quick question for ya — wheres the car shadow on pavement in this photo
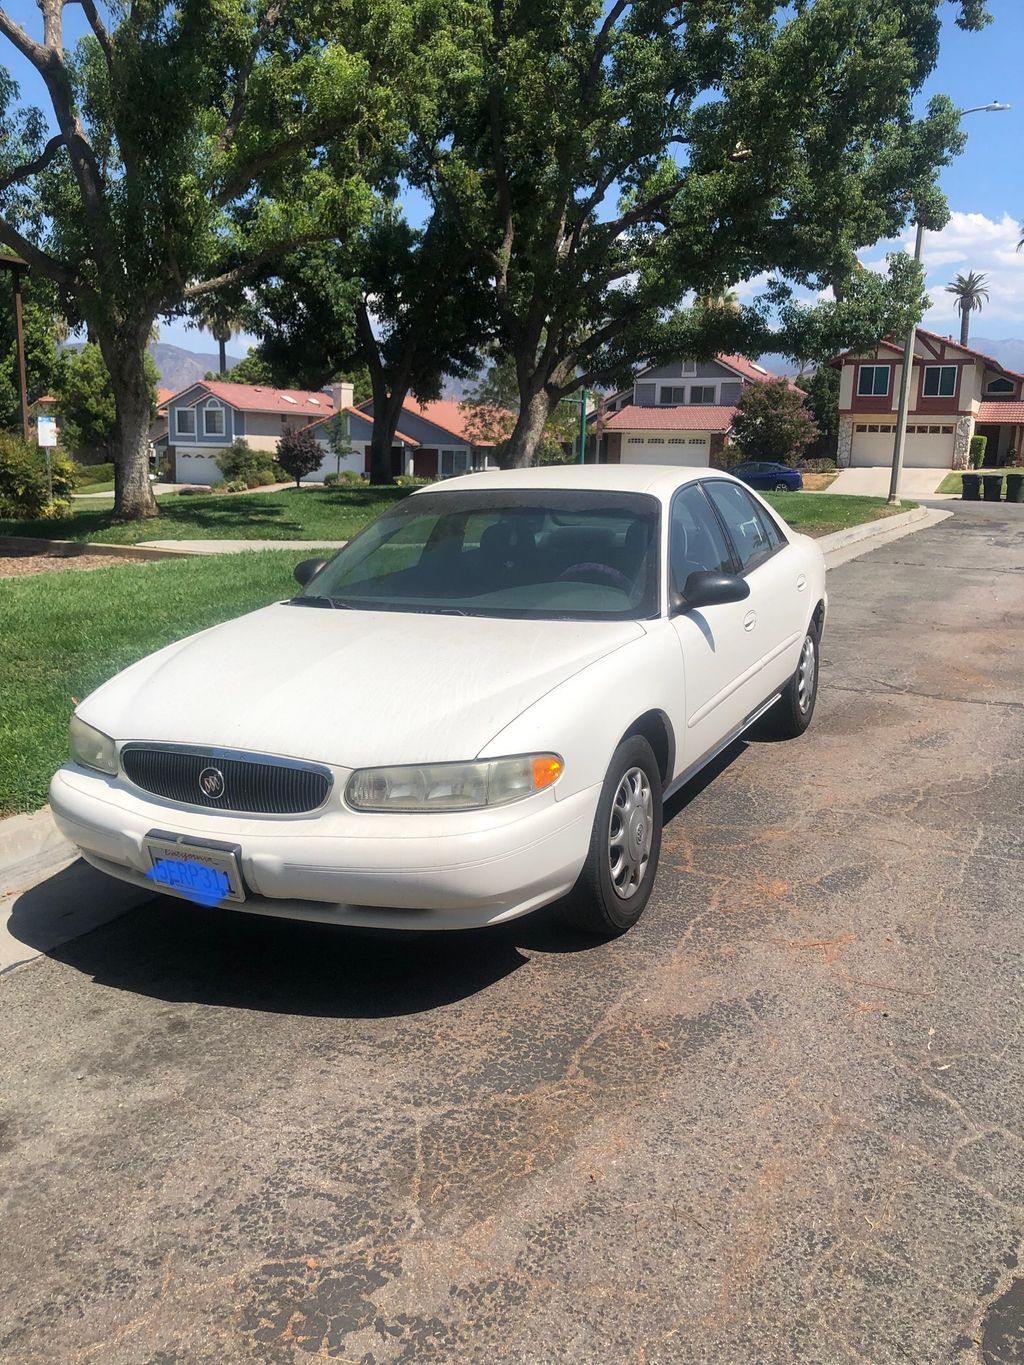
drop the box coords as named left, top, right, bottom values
left=7, top=864, right=602, bottom=1018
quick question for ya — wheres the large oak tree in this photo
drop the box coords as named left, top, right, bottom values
left=0, top=0, right=411, bottom=518
left=425, top=0, right=991, bottom=466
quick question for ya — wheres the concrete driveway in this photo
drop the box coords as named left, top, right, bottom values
left=2, top=502, right=1023, bottom=1363
left=829, top=465, right=950, bottom=497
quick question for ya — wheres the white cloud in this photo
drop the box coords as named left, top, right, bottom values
left=884, top=211, right=1024, bottom=332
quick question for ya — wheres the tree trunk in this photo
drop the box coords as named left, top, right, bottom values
left=106, top=337, right=158, bottom=520
left=502, top=387, right=553, bottom=468
left=219, top=336, right=227, bottom=375
left=960, top=308, right=971, bottom=347
left=368, top=390, right=407, bottom=485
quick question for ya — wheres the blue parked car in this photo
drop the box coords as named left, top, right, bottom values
left=729, top=461, right=804, bottom=492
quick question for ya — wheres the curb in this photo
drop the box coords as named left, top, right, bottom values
left=0, top=806, right=76, bottom=895
left=0, top=535, right=199, bottom=562
left=815, top=505, right=928, bottom=556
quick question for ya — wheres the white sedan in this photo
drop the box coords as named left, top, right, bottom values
left=50, top=466, right=826, bottom=936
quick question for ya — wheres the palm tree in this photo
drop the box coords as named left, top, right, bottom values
left=188, top=297, right=243, bottom=375
left=946, top=271, right=989, bottom=347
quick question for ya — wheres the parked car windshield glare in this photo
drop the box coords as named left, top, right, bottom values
left=297, top=489, right=662, bottom=620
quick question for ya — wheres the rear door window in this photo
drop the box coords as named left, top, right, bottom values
left=703, top=480, right=780, bottom=572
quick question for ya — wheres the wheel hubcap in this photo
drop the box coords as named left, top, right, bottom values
left=797, top=633, right=817, bottom=714
left=608, top=766, right=654, bottom=899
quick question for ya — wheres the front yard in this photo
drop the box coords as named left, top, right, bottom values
left=763, top=492, right=913, bottom=535
left=0, top=485, right=412, bottom=545
left=1, top=552, right=303, bottom=815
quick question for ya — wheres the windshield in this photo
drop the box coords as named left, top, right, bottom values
left=298, top=489, right=662, bottom=620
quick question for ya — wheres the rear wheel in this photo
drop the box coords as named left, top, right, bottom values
left=762, top=623, right=819, bottom=739
left=773, top=480, right=791, bottom=491
left=561, top=736, right=663, bottom=936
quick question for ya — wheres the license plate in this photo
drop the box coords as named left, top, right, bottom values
left=144, top=832, right=246, bottom=906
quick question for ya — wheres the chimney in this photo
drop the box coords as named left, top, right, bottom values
left=328, top=381, right=354, bottom=411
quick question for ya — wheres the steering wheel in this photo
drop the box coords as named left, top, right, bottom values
left=558, top=561, right=632, bottom=592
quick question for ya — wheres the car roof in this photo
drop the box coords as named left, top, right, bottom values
left=417, top=464, right=741, bottom=503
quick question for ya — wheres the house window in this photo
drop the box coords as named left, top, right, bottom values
left=203, top=404, right=225, bottom=436
left=690, top=385, right=716, bottom=405
left=681, top=361, right=697, bottom=377
left=660, top=386, right=687, bottom=404
left=942, top=426, right=954, bottom=434
left=986, top=377, right=1014, bottom=395
left=867, top=424, right=880, bottom=433
left=857, top=365, right=891, bottom=397
left=175, top=407, right=196, bottom=436
left=922, top=365, right=957, bottom=398
left=855, top=424, right=867, bottom=433
left=439, top=449, right=470, bottom=478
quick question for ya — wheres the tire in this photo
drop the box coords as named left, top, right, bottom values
left=774, top=481, right=791, bottom=492
left=762, top=621, right=820, bottom=739
left=561, top=736, right=663, bottom=936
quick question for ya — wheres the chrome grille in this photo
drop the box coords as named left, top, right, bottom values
left=121, top=745, right=331, bottom=815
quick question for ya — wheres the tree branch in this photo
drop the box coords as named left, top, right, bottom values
left=0, top=131, right=64, bottom=194
left=74, top=0, right=114, bottom=70
left=0, top=213, right=74, bottom=287
left=181, top=235, right=329, bottom=298
left=0, top=6, right=46, bottom=65
left=217, top=2, right=283, bottom=155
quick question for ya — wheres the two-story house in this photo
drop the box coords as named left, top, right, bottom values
left=592, top=355, right=800, bottom=466
left=160, top=380, right=353, bottom=483
left=832, top=330, right=1024, bottom=470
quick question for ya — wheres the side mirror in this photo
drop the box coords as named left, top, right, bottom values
left=294, top=558, right=328, bottom=587
left=677, top=571, right=750, bottom=611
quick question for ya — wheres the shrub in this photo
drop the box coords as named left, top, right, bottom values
left=394, top=474, right=434, bottom=487
left=731, top=379, right=819, bottom=465
left=323, top=469, right=366, bottom=487
left=799, top=457, right=837, bottom=473
left=970, top=434, right=988, bottom=469
left=0, top=435, right=77, bottom=519
left=276, top=428, right=324, bottom=486
left=215, top=438, right=280, bottom=489
left=74, top=460, right=115, bottom=486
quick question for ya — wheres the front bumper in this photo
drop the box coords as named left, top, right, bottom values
left=49, top=765, right=598, bottom=930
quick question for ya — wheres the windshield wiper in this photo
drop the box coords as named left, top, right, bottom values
left=288, top=596, right=339, bottom=609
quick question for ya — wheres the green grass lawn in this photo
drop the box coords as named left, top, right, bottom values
left=762, top=492, right=914, bottom=536
left=0, top=485, right=413, bottom=545
left=0, top=551, right=308, bottom=815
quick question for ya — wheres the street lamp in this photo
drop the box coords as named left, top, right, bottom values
left=887, top=101, right=1010, bottom=505
left=0, top=253, right=30, bottom=442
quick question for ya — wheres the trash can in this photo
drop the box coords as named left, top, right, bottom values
left=1006, top=473, right=1024, bottom=504
left=961, top=472, right=980, bottom=501
left=983, top=473, right=1004, bottom=502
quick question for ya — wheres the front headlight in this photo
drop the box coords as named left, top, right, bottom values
left=69, top=715, right=118, bottom=775
left=346, top=753, right=563, bottom=813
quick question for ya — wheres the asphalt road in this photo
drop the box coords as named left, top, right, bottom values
left=2, top=501, right=1024, bottom=1364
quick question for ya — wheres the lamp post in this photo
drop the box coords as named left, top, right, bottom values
left=887, top=101, right=1010, bottom=505
left=0, top=253, right=30, bottom=442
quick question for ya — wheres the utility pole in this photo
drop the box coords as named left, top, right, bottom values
left=0, top=254, right=30, bottom=441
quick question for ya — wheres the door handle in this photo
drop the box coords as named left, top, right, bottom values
left=743, top=610, right=758, bottom=632
left=796, top=573, right=808, bottom=592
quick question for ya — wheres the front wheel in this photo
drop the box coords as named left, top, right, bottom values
left=762, top=623, right=819, bottom=739
left=560, top=736, right=663, bottom=936
left=773, top=480, right=791, bottom=492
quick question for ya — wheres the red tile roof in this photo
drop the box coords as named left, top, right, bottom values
left=179, top=381, right=337, bottom=416
left=602, top=405, right=737, bottom=432
left=301, top=405, right=421, bottom=447
left=354, top=397, right=501, bottom=447
left=976, top=401, right=1024, bottom=424
left=718, top=355, right=805, bottom=392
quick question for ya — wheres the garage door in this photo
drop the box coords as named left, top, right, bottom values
left=175, top=450, right=224, bottom=484
left=620, top=435, right=711, bottom=466
left=850, top=423, right=955, bottom=468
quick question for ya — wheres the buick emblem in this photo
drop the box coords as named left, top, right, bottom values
left=199, top=766, right=226, bottom=800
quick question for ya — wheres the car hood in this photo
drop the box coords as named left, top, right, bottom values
left=80, top=602, right=646, bottom=768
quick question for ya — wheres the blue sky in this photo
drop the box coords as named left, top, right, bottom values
left=2, top=0, right=1022, bottom=353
